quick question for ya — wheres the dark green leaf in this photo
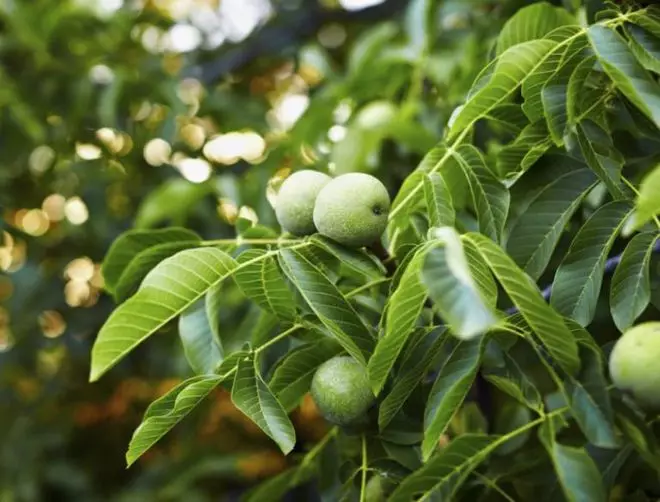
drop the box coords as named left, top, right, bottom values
left=550, top=201, right=633, bottom=326
left=610, top=232, right=659, bottom=332
left=278, top=248, right=374, bottom=365
left=422, top=338, right=484, bottom=461
left=231, top=357, right=296, bottom=454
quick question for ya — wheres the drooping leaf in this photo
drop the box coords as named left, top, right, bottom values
left=496, top=120, right=554, bottom=179
left=452, top=145, right=510, bottom=243
left=483, top=337, right=544, bottom=411
left=178, top=299, right=223, bottom=375
left=90, top=248, right=239, bottom=382
left=379, top=327, right=447, bottom=430
left=278, top=248, right=374, bottom=365
left=421, top=227, right=498, bottom=340
left=506, top=162, right=597, bottom=281
left=563, top=321, right=619, bottom=449
left=610, top=232, right=659, bottom=332
left=102, top=227, right=201, bottom=300
left=231, top=356, right=296, bottom=454
left=269, top=338, right=343, bottom=411
left=368, top=242, right=432, bottom=395
left=631, top=163, right=660, bottom=230
left=496, top=2, right=575, bottom=55
left=234, top=249, right=297, bottom=321
left=550, top=200, right=633, bottom=327
left=626, top=23, right=660, bottom=74
left=450, top=39, right=558, bottom=140
left=573, top=120, right=626, bottom=199
left=310, top=235, right=385, bottom=280
left=539, top=423, right=607, bottom=502
left=588, top=25, right=660, bottom=128
left=126, top=375, right=225, bottom=466
left=423, top=173, right=455, bottom=228
left=422, top=338, right=484, bottom=461
left=521, top=26, right=587, bottom=124
left=466, top=233, right=580, bottom=376
left=390, top=434, right=498, bottom=502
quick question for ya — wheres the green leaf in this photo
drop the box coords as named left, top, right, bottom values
left=234, top=249, right=297, bottom=321
left=421, top=227, right=498, bottom=339
left=588, top=25, right=660, bottom=128
left=178, top=299, right=223, bottom=375
left=278, top=248, right=374, bottom=365
left=563, top=322, right=618, bottom=448
left=610, top=232, right=659, bottom=332
left=496, top=121, right=554, bottom=179
left=269, top=338, right=342, bottom=411
left=550, top=201, right=634, bottom=326
left=388, top=144, right=447, bottom=232
left=506, top=163, right=596, bottom=281
left=134, top=178, right=214, bottom=229
left=422, top=338, right=484, bottom=461
left=466, top=233, right=580, bottom=375
left=368, top=243, right=432, bottom=395
left=379, top=327, right=447, bottom=430
left=102, top=227, right=201, bottom=299
left=522, top=27, right=587, bottom=124
left=483, top=337, right=544, bottom=411
left=449, top=39, right=558, bottom=140
left=496, top=2, right=575, bottom=55
left=309, top=235, right=385, bottom=280
left=632, top=163, right=660, bottom=230
left=566, top=55, right=606, bottom=127
left=126, top=375, right=225, bottom=466
left=452, top=145, right=510, bottom=243
left=390, top=434, right=498, bottom=502
left=574, top=120, right=626, bottom=199
left=90, top=247, right=239, bottom=382
left=627, top=23, right=660, bottom=74
left=423, top=173, right=455, bottom=228
left=539, top=423, right=607, bottom=502
left=231, top=356, right=296, bottom=454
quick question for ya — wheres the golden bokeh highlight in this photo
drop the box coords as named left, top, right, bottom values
left=180, top=123, right=206, bottom=150
left=217, top=198, right=239, bottom=224
left=76, top=143, right=103, bottom=160
left=143, top=138, right=172, bottom=166
left=203, top=131, right=267, bottom=165
left=63, top=257, right=104, bottom=308
left=39, top=311, right=67, bottom=339
left=29, top=145, right=56, bottom=174
left=42, top=194, right=67, bottom=222
left=64, top=197, right=90, bottom=225
left=0, top=307, right=13, bottom=352
left=21, top=209, right=50, bottom=236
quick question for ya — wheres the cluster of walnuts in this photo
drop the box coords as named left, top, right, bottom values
left=275, top=170, right=391, bottom=247
left=274, top=170, right=389, bottom=430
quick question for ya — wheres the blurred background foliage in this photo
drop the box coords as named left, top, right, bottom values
left=0, top=0, right=539, bottom=499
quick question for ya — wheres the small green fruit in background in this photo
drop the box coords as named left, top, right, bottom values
left=609, top=321, right=660, bottom=410
left=310, top=356, right=375, bottom=426
left=313, top=173, right=390, bottom=247
left=274, top=170, right=331, bottom=236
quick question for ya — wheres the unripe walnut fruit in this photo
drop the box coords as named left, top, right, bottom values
left=274, top=170, right=331, bottom=236
left=310, top=356, right=376, bottom=426
left=609, top=321, right=660, bottom=410
left=313, top=173, right=390, bottom=247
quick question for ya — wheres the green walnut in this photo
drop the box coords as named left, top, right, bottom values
left=275, top=170, right=332, bottom=236
left=310, top=356, right=376, bottom=426
left=313, top=173, right=390, bottom=247
left=609, top=321, right=660, bottom=410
